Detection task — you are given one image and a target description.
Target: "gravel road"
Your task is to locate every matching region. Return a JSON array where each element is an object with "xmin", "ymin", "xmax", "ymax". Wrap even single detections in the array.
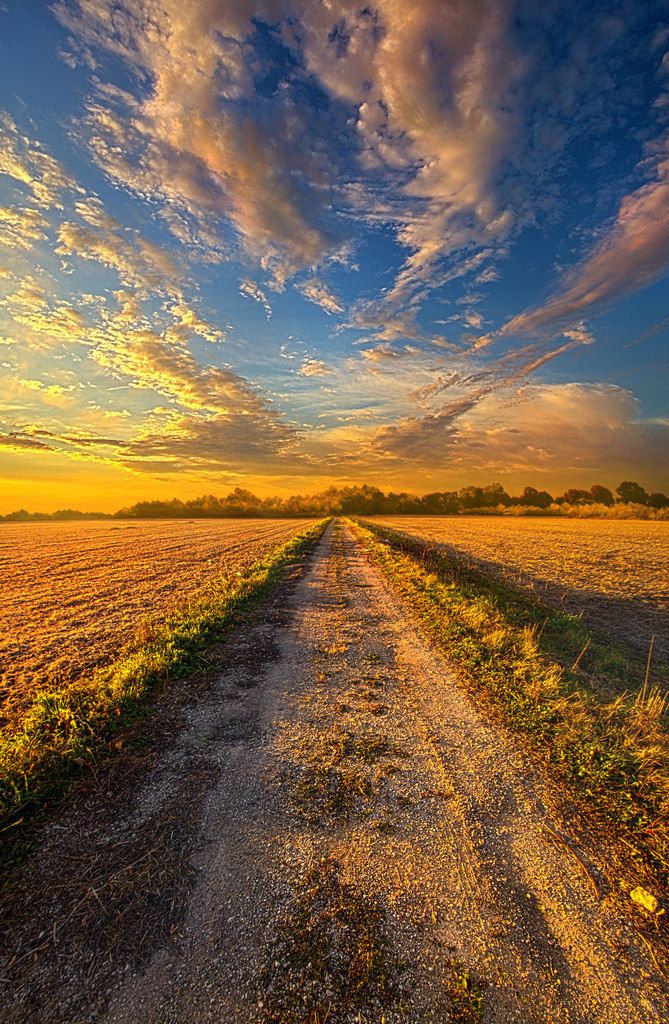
[{"xmin": 2, "ymin": 519, "xmax": 667, "ymax": 1023}]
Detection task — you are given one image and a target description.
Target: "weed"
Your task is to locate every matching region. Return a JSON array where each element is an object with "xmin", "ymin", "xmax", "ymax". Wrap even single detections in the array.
[
  {"xmin": 289, "ymin": 727, "xmax": 393, "ymax": 822},
  {"xmin": 259, "ymin": 857, "xmax": 409, "ymax": 1024},
  {"xmin": 293, "ymin": 763, "xmax": 371, "ymax": 820},
  {"xmin": 445, "ymin": 961, "xmax": 484, "ymax": 1024},
  {"xmin": 350, "ymin": 733, "xmax": 392, "ymax": 762}
]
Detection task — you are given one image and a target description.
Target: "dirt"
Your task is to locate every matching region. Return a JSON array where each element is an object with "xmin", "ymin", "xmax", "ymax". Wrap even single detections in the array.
[{"xmin": 1, "ymin": 520, "xmax": 667, "ymax": 1023}]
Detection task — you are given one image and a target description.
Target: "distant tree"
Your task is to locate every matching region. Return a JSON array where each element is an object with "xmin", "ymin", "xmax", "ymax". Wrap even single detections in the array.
[
  {"xmin": 517, "ymin": 486, "xmax": 553, "ymax": 509},
  {"xmin": 422, "ymin": 491, "xmax": 461, "ymax": 514},
  {"xmin": 458, "ymin": 485, "xmax": 484, "ymax": 510},
  {"xmin": 481, "ymin": 483, "xmax": 511, "ymax": 507},
  {"xmin": 648, "ymin": 492, "xmax": 669, "ymax": 509},
  {"xmin": 559, "ymin": 488, "xmax": 594, "ymax": 506},
  {"xmin": 589, "ymin": 484, "xmax": 614, "ymax": 507},
  {"xmin": 616, "ymin": 481, "xmax": 649, "ymax": 505}
]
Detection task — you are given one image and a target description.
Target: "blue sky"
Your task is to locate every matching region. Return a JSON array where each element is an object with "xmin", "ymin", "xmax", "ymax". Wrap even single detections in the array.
[{"xmin": 0, "ymin": 0, "xmax": 668, "ymax": 509}]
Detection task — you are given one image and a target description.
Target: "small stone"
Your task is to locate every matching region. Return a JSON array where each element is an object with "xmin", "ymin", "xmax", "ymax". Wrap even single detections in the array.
[{"xmin": 630, "ymin": 886, "xmax": 660, "ymax": 914}]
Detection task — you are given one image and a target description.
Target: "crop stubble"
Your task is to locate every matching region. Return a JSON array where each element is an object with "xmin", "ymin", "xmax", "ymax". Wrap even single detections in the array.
[
  {"xmin": 0, "ymin": 518, "xmax": 313, "ymax": 728},
  {"xmin": 366, "ymin": 516, "xmax": 669, "ymax": 667}
]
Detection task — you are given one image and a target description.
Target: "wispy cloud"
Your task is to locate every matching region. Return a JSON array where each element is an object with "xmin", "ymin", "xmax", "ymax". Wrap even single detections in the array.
[
  {"xmin": 351, "ymin": 383, "xmax": 669, "ymax": 480},
  {"xmin": 0, "ymin": 111, "xmax": 78, "ymax": 207},
  {"xmin": 295, "ymin": 278, "xmax": 343, "ymax": 315},
  {"xmin": 498, "ymin": 142, "xmax": 669, "ymax": 340},
  {"xmin": 56, "ymin": 219, "xmax": 181, "ymax": 296}
]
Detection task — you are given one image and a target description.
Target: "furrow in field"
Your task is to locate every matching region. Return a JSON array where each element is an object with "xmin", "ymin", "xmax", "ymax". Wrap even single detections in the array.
[{"xmin": 0, "ymin": 518, "xmax": 314, "ymax": 727}]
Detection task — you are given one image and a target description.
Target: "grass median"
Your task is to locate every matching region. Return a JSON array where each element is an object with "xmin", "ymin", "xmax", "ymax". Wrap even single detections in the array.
[
  {"xmin": 0, "ymin": 519, "xmax": 329, "ymax": 859},
  {"xmin": 351, "ymin": 518, "xmax": 669, "ymax": 888}
]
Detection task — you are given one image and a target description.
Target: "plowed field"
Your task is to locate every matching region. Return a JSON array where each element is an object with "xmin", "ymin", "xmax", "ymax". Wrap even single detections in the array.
[
  {"xmin": 365, "ymin": 516, "xmax": 669, "ymax": 668},
  {"xmin": 0, "ymin": 518, "xmax": 313, "ymax": 726}
]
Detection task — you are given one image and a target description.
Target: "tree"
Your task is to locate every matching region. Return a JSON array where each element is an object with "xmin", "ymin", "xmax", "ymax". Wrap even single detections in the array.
[
  {"xmin": 481, "ymin": 483, "xmax": 511, "ymax": 507},
  {"xmin": 458, "ymin": 485, "xmax": 484, "ymax": 509},
  {"xmin": 517, "ymin": 485, "xmax": 553, "ymax": 509},
  {"xmin": 648, "ymin": 492, "xmax": 669, "ymax": 509},
  {"xmin": 422, "ymin": 491, "xmax": 461, "ymax": 514},
  {"xmin": 616, "ymin": 481, "xmax": 649, "ymax": 505},
  {"xmin": 558, "ymin": 488, "xmax": 594, "ymax": 506},
  {"xmin": 589, "ymin": 484, "xmax": 614, "ymax": 507}
]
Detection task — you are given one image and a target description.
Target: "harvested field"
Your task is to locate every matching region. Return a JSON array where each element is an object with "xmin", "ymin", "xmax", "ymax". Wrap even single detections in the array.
[
  {"xmin": 365, "ymin": 516, "xmax": 669, "ymax": 670},
  {"xmin": 0, "ymin": 518, "xmax": 313, "ymax": 727}
]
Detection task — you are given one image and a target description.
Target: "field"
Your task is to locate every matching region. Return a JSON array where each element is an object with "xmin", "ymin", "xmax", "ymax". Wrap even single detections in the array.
[
  {"xmin": 0, "ymin": 518, "xmax": 313, "ymax": 729},
  {"xmin": 366, "ymin": 516, "xmax": 669, "ymax": 670}
]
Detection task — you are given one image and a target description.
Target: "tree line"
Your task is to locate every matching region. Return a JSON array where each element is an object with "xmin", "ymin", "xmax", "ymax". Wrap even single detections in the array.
[{"xmin": 2, "ymin": 480, "xmax": 667, "ymax": 522}]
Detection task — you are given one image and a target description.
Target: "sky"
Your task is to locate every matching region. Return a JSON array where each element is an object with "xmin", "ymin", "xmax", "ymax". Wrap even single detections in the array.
[{"xmin": 0, "ymin": 0, "xmax": 668, "ymax": 511}]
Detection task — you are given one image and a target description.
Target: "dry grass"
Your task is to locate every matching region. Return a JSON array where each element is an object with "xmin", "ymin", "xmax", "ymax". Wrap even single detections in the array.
[
  {"xmin": 366, "ymin": 515, "xmax": 669, "ymax": 670},
  {"xmin": 286, "ymin": 724, "xmax": 395, "ymax": 822},
  {"xmin": 259, "ymin": 857, "xmax": 410, "ymax": 1024},
  {"xmin": 0, "ymin": 518, "xmax": 314, "ymax": 731}
]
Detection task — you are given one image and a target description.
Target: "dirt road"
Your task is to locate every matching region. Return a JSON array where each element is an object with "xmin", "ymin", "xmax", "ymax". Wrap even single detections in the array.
[{"xmin": 2, "ymin": 520, "xmax": 667, "ymax": 1022}]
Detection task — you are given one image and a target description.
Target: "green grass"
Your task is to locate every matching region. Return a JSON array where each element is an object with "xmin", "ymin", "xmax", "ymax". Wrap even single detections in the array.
[
  {"xmin": 445, "ymin": 961, "xmax": 485, "ymax": 1024},
  {"xmin": 0, "ymin": 520, "xmax": 329, "ymax": 853},
  {"xmin": 351, "ymin": 518, "xmax": 669, "ymax": 886}
]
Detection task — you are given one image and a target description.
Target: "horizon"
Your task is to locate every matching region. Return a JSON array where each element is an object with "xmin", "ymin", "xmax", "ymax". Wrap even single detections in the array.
[
  {"xmin": 1, "ymin": 2, "xmax": 668, "ymax": 506},
  {"xmin": 1, "ymin": 476, "xmax": 665, "ymax": 518}
]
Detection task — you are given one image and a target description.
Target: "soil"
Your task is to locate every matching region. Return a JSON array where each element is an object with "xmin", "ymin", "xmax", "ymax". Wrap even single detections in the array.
[
  {"xmin": 0, "ymin": 517, "xmax": 313, "ymax": 727},
  {"xmin": 1, "ymin": 520, "xmax": 667, "ymax": 1023},
  {"xmin": 368, "ymin": 515, "xmax": 669, "ymax": 671}
]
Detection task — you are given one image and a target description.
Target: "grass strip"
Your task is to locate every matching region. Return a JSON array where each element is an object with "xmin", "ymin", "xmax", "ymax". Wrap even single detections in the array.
[
  {"xmin": 0, "ymin": 519, "xmax": 329, "ymax": 846},
  {"xmin": 351, "ymin": 518, "xmax": 669, "ymax": 886},
  {"xmin": 259, "ymin": 857, "xmax": 410, "ymax": 1023},
  {"xmin": 288, "ymin": 725, "xmax": 394, "ymax": 822}
]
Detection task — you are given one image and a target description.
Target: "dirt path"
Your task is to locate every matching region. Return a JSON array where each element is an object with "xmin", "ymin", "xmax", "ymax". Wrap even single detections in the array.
[{"xmin": 2, "ymin": 520, "xmax": 667, "ymax": 1022}]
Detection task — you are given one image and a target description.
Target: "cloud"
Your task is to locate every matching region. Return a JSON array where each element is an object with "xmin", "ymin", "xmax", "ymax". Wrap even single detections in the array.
[
  {"xmin": 499, "ymin": 142, "xmax": 669, "ymax": 339},
  {"xmin": 54, "ymin": 1, "xmax": 667, "ymax": 344},
  {"xmin": 169, "ymin": 301, "xmax": 226, "ymax": 344},
  {"xmin": 0, "ymin": 111, "xmax": 78, "ymax": 207},
  {"xmin": 239, "ymin": 278, "xmax": 272, "ymax": 319},
  {"xmin": 360, "ymin": 344, "xmax": 422, "ymax": 364},
  {"xmin": 298, "ymin": 358, "xmax": 333, "ymax": 377},
  {"xmin": 361, "ymin": 383, "xmax": 669, "ymax": 479},
  {"xmin": 56, "ymin": 2, "xmax": 350, "ymax": 281},
  {"xmin": 56, "ymin": 220, "xmax": 180, "ymax": 295},
  {"xmin": 0, "ymin": 432, "xmax": 56, "ymax": 451},
  {"xmin": 0, "ymin": 206, "xmax": 50, "ymax": 251},
  {"xmin": 1, "ymin": 275, "xmax": 89, "ymax": 346},
  {"xmin": 300, "ymin": 1, "xmax": 523, "ymax": 303},
  {"xmin": 122, "ymin": 407, "xmax": 305, "ymax": 473},
  {"xmin": 295, "ymin": 278, "xmax": 343, "ymax": 315}
]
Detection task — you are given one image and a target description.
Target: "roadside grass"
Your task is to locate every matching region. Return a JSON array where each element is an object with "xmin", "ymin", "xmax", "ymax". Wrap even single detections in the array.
[
  {"xmin": 259, "ymin": 857, "xmax": 410, "ymax": 1024},
  {"xmin": 351, "ymin": 519, "xmax": 669, "ymax": 885},
  {"xmin": 0, "ymin": 519, "xmax": 329, "ymax": 861},
  {"xmin": 445, "ymin": 962, "xmax": 485, "ymax": 1024}
]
